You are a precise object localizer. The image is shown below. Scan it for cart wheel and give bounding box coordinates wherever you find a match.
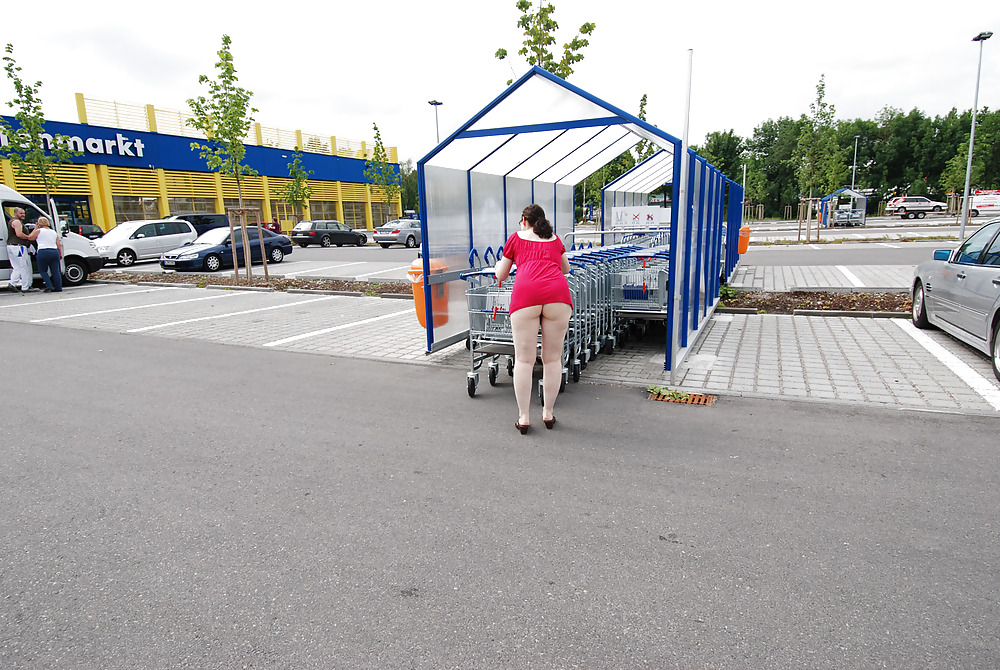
[603,338,614,355]
[538,380,544,406]
[468,376,477,398]
[488,366,498,386]
[579,352,588,370]
[560,371,567,392]
[506,357,514,377]
[572,360,581,383]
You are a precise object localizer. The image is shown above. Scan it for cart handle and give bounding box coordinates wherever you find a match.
[459,269,498,281]
[468,248,481,268]
[483,246,495,264]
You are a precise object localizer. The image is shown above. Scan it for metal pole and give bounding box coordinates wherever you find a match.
[851,135,859,190]
[428,100,442,144]
[670,49,693,384]
[960,32,992,239]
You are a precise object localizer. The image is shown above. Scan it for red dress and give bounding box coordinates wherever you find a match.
[503,232,573,313]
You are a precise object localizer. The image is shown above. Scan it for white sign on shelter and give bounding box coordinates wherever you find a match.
[610,206,669,229]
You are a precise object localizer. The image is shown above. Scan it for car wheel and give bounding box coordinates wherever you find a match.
[932,205,942,212]
[62,258,87,286]
[971,209,979,217]
[405,236,417,248]
[912,281,931,329]
[204,254,222,272]
[916,212,926,219]
[380,243,391,249]
[357,236,366,246]
[116,249,136,266]
[897,207,907,216]
[321,236,332,247]
[992,320,1000,382]
[269,246,284,263]
[297,242,309,248]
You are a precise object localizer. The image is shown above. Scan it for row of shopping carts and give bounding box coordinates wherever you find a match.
[461,231,673,399]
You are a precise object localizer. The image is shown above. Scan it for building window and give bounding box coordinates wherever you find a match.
[342,201,366,229]
[309,200,339,221]
[371,202,396,225]
[113,196,159,224]
[168,197,216,215]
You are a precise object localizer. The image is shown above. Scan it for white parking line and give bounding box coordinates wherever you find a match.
[893,320,1000,411]
[836,265,865,287]
[353,264,412,279]
[875,243,901,248]
[263,308,411,347]
[0,286,181,310]
[127,295,339,333]
[31,291,253,323]
[283,262,365,278]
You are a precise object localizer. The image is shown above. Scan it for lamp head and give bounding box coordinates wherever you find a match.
[428,100,443,107]
[973,31,993,41]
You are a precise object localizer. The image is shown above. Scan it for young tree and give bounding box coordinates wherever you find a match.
[495,1,596,84]
[634,94,657,163]
[399,159,418,214]
[794,75,847,202]
[273,147,313,223]
[186,34,258,281]
[1,44,82,223]
[363,123,400,225]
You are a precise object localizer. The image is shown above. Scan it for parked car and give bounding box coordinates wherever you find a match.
[373,219,421,248]
[166,213,231,236]
[66,223,104,239]
[912,217,1000,381]
[290,220,366,247]
[97,219,198,266]
[886,196,947,219]
[159,226,292,272]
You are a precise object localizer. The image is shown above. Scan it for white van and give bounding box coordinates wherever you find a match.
[966,192,1000,218]
[1,184,106,286]
[96,218,198,266]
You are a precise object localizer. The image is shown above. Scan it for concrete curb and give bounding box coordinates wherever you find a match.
[206,284,274,292]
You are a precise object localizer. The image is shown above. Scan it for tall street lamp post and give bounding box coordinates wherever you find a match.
[428,100,443,144]
[960,31,993,239]
[851,135,860,190]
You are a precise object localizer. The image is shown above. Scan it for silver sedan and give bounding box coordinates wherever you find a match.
[373,219,421,248]
[912,217,1000,380]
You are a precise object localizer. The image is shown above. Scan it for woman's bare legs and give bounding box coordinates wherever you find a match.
[539,303,572,421]
[510,305,543,426]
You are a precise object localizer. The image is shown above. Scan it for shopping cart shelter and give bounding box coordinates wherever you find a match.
[416,67,744,374]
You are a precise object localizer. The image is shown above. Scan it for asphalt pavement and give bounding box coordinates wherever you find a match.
[3,322,999,668]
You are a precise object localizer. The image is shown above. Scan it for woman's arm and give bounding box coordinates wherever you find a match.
[26,225,41,241]
[494,255,513,282]
[560,253,570,274]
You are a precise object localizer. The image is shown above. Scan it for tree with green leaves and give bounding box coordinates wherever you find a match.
[399,159,418,214]
[1,43,82,223]
[794,75,847,202]
[495,1,596,84]
[186,34,258,280]
[273,147,313,224]
[634,94,657,163]
[364,123,400,225]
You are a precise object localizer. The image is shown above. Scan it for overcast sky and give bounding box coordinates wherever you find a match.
[3,0,996,169]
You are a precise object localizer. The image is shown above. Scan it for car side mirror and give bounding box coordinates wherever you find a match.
[136,233,145,239]
[933,249,951,261]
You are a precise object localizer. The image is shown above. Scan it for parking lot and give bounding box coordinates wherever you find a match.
[3,274,999,416]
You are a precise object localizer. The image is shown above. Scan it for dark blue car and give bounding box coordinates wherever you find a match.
[159,226,292,272]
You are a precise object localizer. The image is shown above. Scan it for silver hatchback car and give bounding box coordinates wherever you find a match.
[373,219,421,248]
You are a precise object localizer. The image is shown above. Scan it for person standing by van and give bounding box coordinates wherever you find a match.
[6,207,35,293]
[28,217,63,292]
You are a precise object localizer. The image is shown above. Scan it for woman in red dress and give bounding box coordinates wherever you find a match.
[494,204,572,434]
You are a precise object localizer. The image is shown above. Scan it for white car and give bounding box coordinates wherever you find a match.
[885,196,947,219]
[97,219,197,266]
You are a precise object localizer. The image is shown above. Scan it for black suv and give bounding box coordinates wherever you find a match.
[67,223,104,239]
[166,213,230,236]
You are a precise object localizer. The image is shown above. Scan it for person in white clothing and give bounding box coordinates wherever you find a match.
[28,217,63,292]
[6,207,35,293]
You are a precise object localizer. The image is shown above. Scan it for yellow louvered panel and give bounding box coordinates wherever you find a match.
[221,174,264,199]
[339,183,367,200]
[301,133,331,155]
[107,166,160,196]
[309,181,339,200]
[163,171,218,198]
[336,139,367,159]
[11,164,91,195]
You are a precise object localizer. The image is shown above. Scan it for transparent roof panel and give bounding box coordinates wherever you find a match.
[466,74,619,132]
[428,133,511,171]
[506,126,624,181]
[470,129,564,176]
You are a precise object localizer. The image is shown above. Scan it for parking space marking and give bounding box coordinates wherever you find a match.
[0,286,181,310]
[126,295,339,333]
[263,308,412,347]
[283,262,365,278]
[836,265,865,287]
[893,319,1000,411]
[30,291,254,323]
[875,242,901,248]
[353,265,412,279]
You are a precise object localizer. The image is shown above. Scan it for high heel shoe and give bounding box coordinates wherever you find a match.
[515,421,530,435]
[543,416,555,430]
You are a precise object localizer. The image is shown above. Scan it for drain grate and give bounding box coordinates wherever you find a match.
[648,392,717,406]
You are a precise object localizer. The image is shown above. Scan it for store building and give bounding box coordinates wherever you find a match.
[0,95,401,233]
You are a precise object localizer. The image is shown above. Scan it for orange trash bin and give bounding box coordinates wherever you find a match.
[408,258,449,328]
[738,225,751,254]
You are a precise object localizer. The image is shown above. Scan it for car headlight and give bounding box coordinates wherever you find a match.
[178,252,200,260]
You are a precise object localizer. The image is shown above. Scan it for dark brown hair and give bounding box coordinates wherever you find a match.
[522,203,553,239]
